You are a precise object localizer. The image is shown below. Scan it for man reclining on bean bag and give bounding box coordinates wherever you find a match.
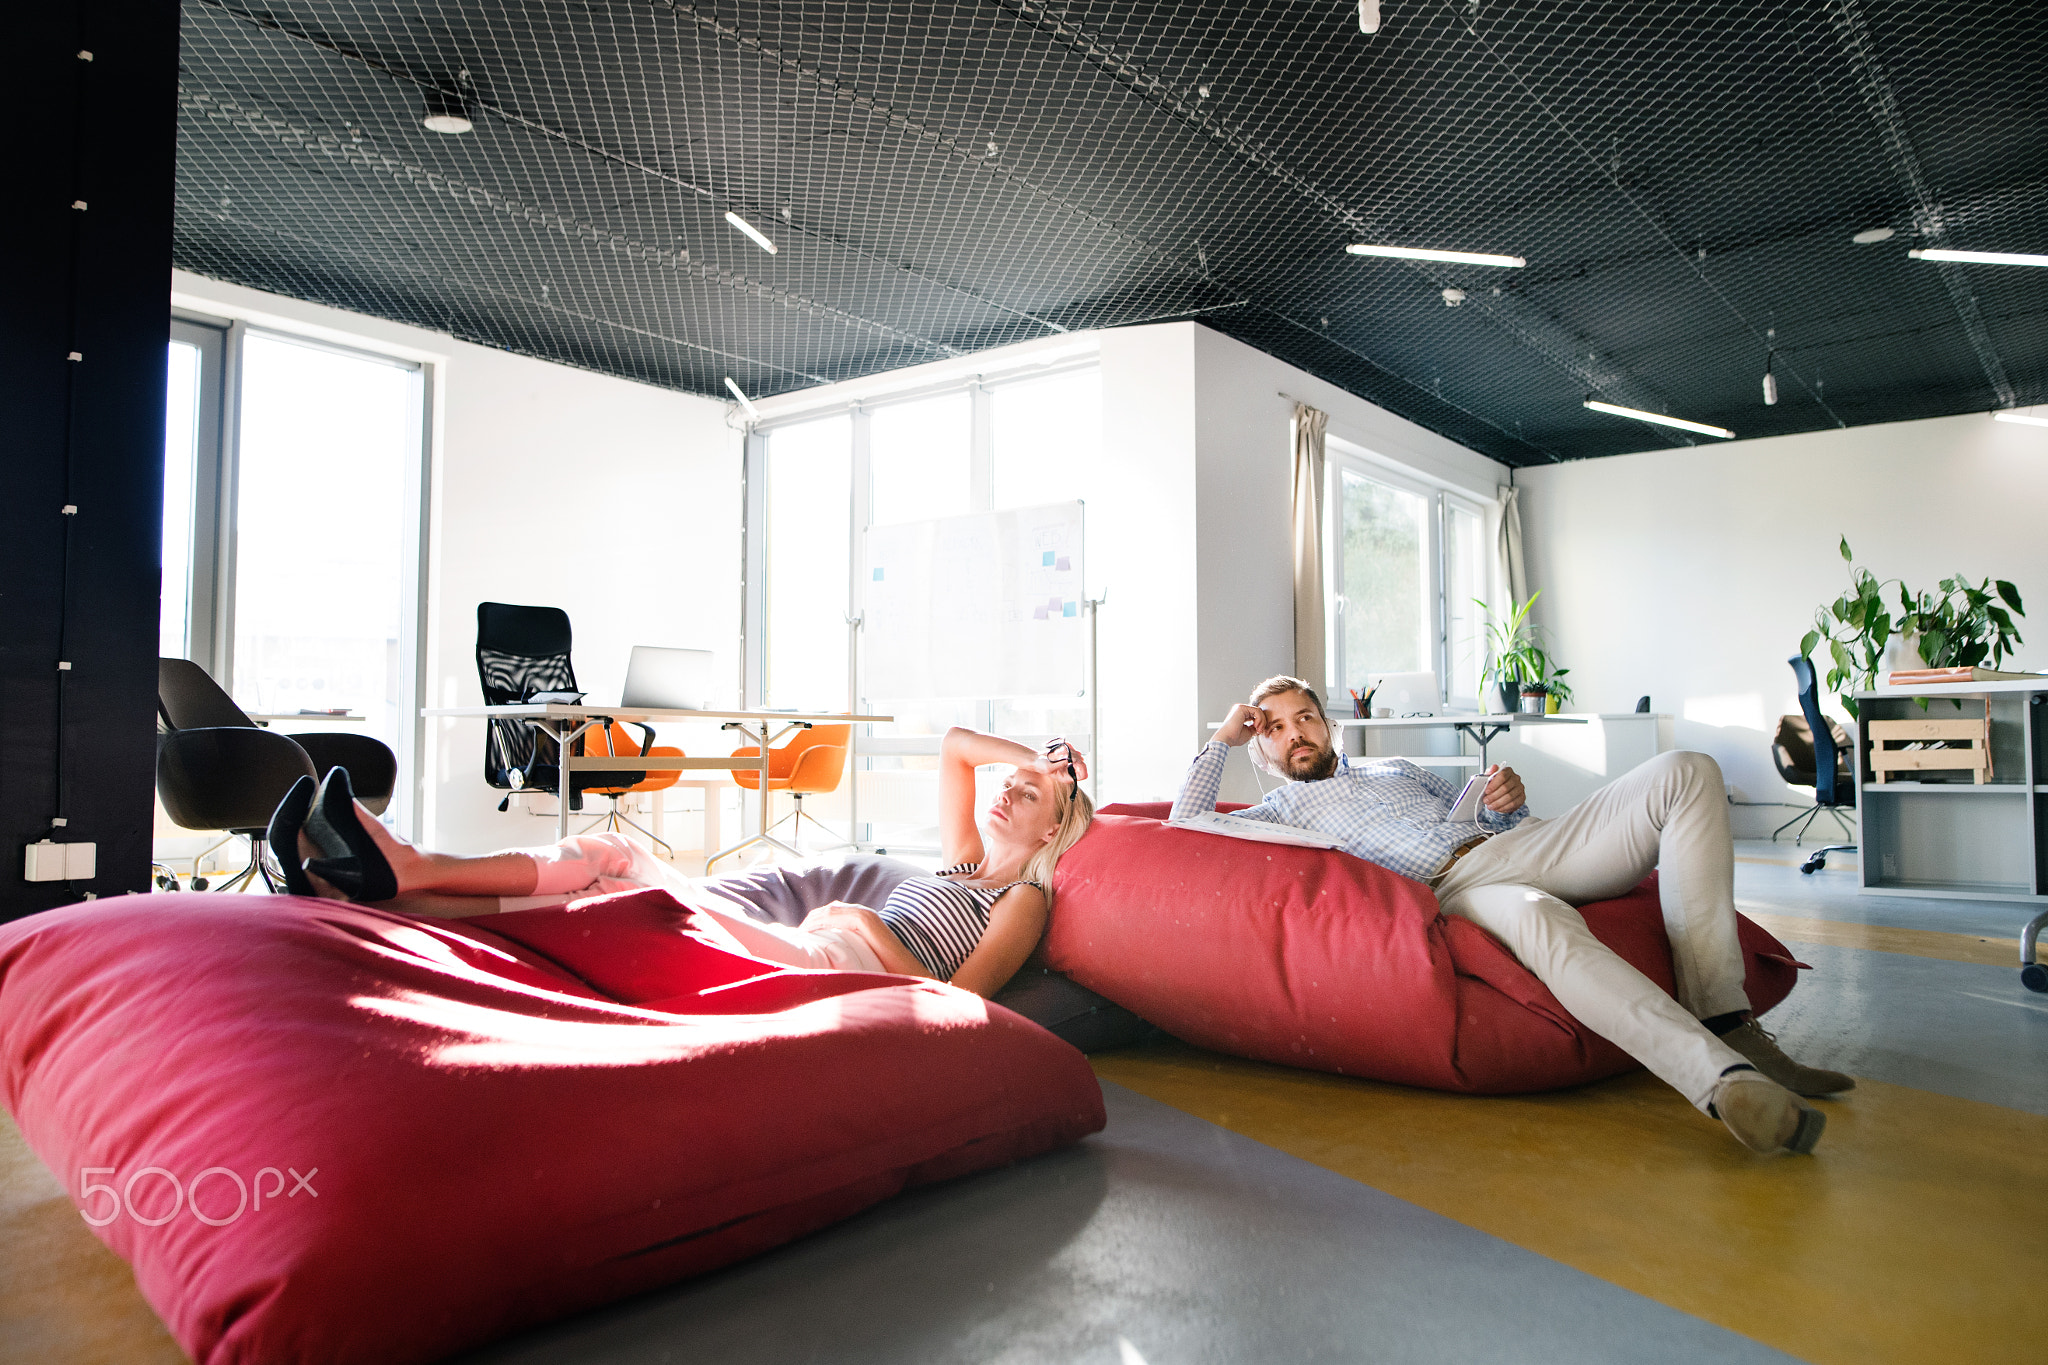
[1173,674,1851,1158]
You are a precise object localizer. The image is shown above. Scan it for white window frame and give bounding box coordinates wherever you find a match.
[1324,437,1490,713]
[164,311,433,835]
[742,361,1101,844]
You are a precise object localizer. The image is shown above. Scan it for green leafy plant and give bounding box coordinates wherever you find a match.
[1478,594,1573,707]
[1801,537,2026,717]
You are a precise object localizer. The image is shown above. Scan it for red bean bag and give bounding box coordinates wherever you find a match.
[1048,809,1802,1092]
[0,888,1103,1365]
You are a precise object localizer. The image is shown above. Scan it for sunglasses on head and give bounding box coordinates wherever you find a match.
[1043,738,1078,797]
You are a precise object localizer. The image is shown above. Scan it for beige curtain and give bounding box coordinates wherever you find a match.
[1496,483,1527,608]
[1291,403,1329,690]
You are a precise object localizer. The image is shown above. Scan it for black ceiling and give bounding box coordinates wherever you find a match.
[173,0,2048,464]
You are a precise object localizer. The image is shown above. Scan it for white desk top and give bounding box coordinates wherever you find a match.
[1857,679,2047,698]
[423,704,892,724]
[248,712,365,724]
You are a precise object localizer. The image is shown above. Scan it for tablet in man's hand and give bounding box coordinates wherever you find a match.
[1445,773,1489,824]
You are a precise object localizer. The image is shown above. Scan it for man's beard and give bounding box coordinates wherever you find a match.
[1277,738,1338,782]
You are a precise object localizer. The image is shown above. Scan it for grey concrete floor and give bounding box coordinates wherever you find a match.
[454,844,2042,1365]
[457,1083,1792,1365]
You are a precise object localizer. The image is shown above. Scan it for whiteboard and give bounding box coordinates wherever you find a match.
[862,501,1086,700]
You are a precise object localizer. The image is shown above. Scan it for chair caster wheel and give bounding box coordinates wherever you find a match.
[190,876,210,891]
[155,874,180,892]
[1800,855,1824,874]
[2022,963,2048,994]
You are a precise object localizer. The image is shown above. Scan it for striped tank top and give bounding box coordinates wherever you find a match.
[877,862,1041,980]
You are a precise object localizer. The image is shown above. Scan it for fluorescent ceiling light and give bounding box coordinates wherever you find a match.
[1851,226,1894,245]
[1993,410,2048,429]
[1346,243,1525,268]
[724,211,779,255]
[1909,247,2048,268]
[723,377,761,418]
[1582,399,1733,440]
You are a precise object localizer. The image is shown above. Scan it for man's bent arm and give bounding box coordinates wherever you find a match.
[1171,741,1291,826]
[1170,740,1231,823]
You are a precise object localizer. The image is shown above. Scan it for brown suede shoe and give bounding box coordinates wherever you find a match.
[1712,1070,1826,1155]
[1719,1020,1856,1096]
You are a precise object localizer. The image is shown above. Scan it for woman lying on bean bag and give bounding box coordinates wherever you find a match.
[272,726,1093,999]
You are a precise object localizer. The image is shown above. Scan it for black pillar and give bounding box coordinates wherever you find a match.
[2,2,180,918]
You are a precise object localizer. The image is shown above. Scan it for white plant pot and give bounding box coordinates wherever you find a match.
[1885,632,1927,674]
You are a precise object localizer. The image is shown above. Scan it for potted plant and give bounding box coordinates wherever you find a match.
[1480,595,1543,713]
[1802,537,2026,718]
[1480,594,1575,714]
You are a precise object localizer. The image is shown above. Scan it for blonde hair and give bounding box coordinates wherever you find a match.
[1021,782,1095,910]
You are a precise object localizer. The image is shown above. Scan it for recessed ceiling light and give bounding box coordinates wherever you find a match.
[724,377,761,418]
[1583,399,1733,440]
[1442,288,1466,307]
[1909,247,2048,268]
[1993,410,2048,429]
[1851,226,1894,244]
[1348,243,1525,268]
[1359,0,1381,35]
[724,211,779,255]
[422,90,472,135]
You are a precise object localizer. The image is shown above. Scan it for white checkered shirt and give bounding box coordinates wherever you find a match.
[1170,740,1531,883]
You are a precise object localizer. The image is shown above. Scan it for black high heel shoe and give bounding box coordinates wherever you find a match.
[266,775,318,897]
[301,768,399,903]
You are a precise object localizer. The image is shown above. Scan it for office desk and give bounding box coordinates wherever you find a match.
[422,704,891,864]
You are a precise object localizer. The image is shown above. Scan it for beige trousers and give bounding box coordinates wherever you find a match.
[1433,750,1751,1111]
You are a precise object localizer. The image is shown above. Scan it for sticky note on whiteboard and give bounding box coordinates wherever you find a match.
[872,567,884,580]
[1042,551,1055,566]
[1063,601,1078,617]
[1033,606,1049,620]
[1055,555,1071,571]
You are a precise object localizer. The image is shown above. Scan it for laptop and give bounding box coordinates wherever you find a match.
[621,646,720,711]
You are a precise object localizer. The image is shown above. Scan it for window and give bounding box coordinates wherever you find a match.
[749,363,1101,847]
[762,413,852,709]
[158,318,428,830]
[1325,439,1490,711]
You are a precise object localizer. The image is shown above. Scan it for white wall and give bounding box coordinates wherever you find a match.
[171,271,741,853]
[1514,411,2048,835]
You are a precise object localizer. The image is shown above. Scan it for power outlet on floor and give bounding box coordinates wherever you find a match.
[24,840,96,882]
[1881,851,1898,878]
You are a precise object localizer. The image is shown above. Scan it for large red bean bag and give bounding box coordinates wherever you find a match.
[1047,809,1802,1092]
[0,888,1103,1365]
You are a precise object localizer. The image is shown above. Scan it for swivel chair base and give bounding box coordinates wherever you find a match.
[1799,844,1856,875]
[1772,804,1857,846]
[2023,908,2048,994]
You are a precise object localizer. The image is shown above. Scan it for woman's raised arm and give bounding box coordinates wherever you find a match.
[936,727,1045,868]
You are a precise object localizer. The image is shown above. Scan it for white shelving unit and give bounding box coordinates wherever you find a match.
[1853,681,2048,904]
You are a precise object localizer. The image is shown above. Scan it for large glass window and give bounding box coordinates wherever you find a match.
[1326,443,1492,711]
[157,319,427,850]
[869,392,971,526]
[750,364,1101,850]
[1337,470,1432,681]
[160,339,201,659]
[763,414,852,709]
[1444,499,1487,707]
[230,334,418,752]
[991,368,1101,511]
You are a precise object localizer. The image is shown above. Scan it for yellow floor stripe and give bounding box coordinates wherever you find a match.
[1096,1039,2047,1365]
[1740,907,2022,968]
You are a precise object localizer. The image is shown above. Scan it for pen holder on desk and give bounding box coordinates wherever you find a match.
[1352,695,1368,719]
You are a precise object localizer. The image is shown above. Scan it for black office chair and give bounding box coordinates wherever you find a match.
[155,658,398,891]
[1773,656,1857,874]
[475,602,638,813]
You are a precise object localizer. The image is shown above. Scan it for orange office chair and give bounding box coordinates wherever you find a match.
[581,720,683,858]
[729,724,850,854]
